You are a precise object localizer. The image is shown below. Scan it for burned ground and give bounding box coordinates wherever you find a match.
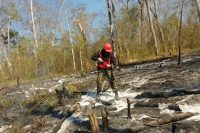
[0,53,200,133]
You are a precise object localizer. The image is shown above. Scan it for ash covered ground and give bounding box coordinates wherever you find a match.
[0,53,200,133]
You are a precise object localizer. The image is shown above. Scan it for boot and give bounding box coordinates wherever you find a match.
[114,91,119,100]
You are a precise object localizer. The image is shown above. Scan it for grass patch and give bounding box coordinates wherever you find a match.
[22,92,58,115]
[0,96,12,108]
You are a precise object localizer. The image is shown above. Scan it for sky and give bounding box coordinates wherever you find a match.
[76,0,106,13]
[10,0,108,37]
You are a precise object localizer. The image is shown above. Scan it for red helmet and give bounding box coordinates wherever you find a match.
[103,43,112,52]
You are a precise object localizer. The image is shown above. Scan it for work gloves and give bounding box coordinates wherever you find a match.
[97,58,104,63]
[97,58,122,71]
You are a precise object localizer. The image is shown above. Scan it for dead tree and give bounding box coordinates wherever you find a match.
[0,64,4,77]
[0,34,13,75]
[66,15,76,71]
[178,0,184,65]
[145,0,159,55]
[16,76,20,88]
[195,0,200,22]
[153,0,165,44]
[30,0,38,57]
[138,0,145,45]
[106,0,117,56]
[74,17,85,71]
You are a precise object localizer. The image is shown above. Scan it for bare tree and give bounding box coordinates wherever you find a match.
[153,0,165,43]
[145,0,159,55]
[178,0,184,65]
[62,0,77,71]
[0,1,13,75]
[106,0,117,56]
[138,0,145,45]
[0,34,13,75]
[30,0,38,58]
[0,63,4,77]
[195,0,200,22]
[74,17,85,71]
[66,17,76,71]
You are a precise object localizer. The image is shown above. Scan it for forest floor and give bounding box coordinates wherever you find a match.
[0,52,200,133]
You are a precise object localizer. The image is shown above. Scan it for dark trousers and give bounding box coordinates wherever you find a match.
[97,69,116,94]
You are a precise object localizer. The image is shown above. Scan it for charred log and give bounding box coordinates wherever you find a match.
[121,112,194,133]
[134,102,181,111]
[135,89,200,99]
[127,98,132,119]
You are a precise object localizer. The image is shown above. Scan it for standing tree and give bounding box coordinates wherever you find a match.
[30,0,38,58]
[138,0,145,46]
[145,0,159,55]
[0,1,20,77]
[195,0,200,22]
[152,0,165,43]
[152,0,166,55]
[74,17,86,71]
[106,0,117,56]
[0,33,13,75]
[66,16,76,71]
[178,0,184,65]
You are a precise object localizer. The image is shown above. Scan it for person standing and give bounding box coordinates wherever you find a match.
[91,43,121,100]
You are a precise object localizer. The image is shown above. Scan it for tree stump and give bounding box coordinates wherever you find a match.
[101,106,109,133]
[127,98,132,119]
[88,109,100,133]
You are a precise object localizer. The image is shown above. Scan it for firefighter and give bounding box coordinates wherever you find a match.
[91,43,121,100]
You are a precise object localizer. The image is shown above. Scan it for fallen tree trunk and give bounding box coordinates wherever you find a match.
[134,102,158,108]
[135,89,200,99]
[57,104,81,133]
[134,102,181,111]
[122,112,193,133]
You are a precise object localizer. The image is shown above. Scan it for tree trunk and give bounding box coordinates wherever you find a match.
[30,0,38,58]
[79,47,84,71]
[0,64,4,77]
[66,17,76,71]
[127,98,132,119]
[178,0,184,65]
[196,0,200,22]
[123,112,193,133]
[0,35,13,75]
[153,0,166,55]
[7,19,11,51]
[106,0,117,56]
[0,0,12,76]
[153,0,165,43]
[145,0,159,55]
[74,18,85,71]
[30,0,39,76]
[138,0,145,45]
